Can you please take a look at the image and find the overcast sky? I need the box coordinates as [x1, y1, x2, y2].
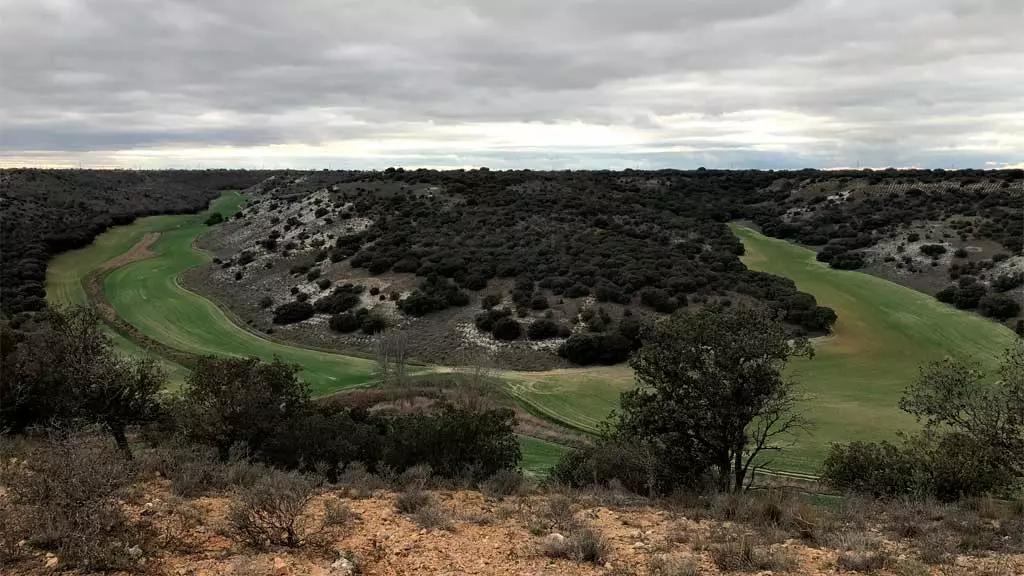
[1, 0, 1022, 170]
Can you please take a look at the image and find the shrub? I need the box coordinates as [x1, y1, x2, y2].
[290, 262, 312, 275]
[395, 490, 433, 514]
[475, 307, 511, 332]
[296, 291, 310, 302]
[648, 554, 700, 576]
[992, 272, 1024, 293]
[4, 434, 140, 571]
[205, 212, 224, 225]
[176, 357, 308, 460]
[710, 537, 797, 572]
[313, 291, 360, 315]
[337, 462, 386, 499]
[360, 312, 388, 334]
[557, 332, 632, 365]
[564, 283, 591, 298]
[953, 247, 969, 258]
[379, 404, 521, 481]
[492, 317, 522, 340]
[316, 277, 332, 290]
[530, 295, 549, 310]
[412, 505, 454, 531]
[920, 244, 947, 258]
[936, 285, 959, 304]
[258, 295, 273, 309]
[236, 250, 256, 266]
[481, 294, 502, 309]
[977, 293, 1021, 320]
[821, 441, 926, 497]
[481, 469, 522, 499]
[640, 288, 680, 313]
[527, 318, 560, 340]
[837, 550, 893, 572]
[954, 282, 987, 309]
[306, 268, 322, 281]
[273, 301, 314, 324]
[229, 470, 321, 548]
[329, 312, 362, 333]
[542, 527, 611, 565]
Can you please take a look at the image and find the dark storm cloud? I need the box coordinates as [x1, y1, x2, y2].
[0, 0, 1021, 168]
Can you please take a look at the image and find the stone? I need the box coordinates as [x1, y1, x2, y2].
[330, 557, 356, 575]
[44, 553, 58, 568]
[127, 545, 143, 558]
[545, 533, 566, 546]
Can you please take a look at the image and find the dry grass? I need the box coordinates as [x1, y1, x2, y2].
[648, 553, 700, 576]
[541, 526, 611, 565]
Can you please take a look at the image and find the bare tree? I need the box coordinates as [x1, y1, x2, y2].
[375, 330, 409, 389]
[449, 348, 498, 411]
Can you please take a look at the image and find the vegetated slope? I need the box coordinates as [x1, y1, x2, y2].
[733, 224, 1017, 472]
[45, 192, 377, 394]
[193, 169, 839, 368]
[0, 168, 275, 315]
[743, 169, 1024, 331]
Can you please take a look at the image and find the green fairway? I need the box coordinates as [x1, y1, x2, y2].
[731, 224, 1017, 472]
[47, 193, 376, 394]
[519, 435, 571, 476]
[501, 366, 632, 433]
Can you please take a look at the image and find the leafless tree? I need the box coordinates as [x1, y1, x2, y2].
[375, 329, 409, 389]
[453, 348, 497, 411]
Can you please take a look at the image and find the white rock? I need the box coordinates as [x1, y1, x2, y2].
[545, 533, 567, 545]
[331, 557, 356, 575]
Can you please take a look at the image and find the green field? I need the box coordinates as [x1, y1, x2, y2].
[732, 224, 1017, 471]
[47, 193, 377, 393]
[43, 195, 1017, 475]
[518, 435, 571, 476]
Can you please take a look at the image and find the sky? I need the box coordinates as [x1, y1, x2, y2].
[1, 0, 1022, 170]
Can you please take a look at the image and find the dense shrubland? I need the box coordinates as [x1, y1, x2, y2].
[0, 169, 273, 316]
[248, 169, 840, 341]
[751, 169, 1023, 266]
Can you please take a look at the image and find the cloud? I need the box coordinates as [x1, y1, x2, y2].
[1, 0, 1022, 169]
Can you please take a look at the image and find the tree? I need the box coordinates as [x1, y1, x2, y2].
[0, 307, 166, 456]
[977, 293, 1021, 320]
[622, 306, 811, 492]
[177, 357, 308, 459]
[375, 330, 409, 388]
[492, 317, 522, 341]
[899, 344, 1024, 479]
[79, 357, 165, 456]
[273, 301, 314, 324]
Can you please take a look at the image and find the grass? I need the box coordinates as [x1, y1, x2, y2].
[518, 435, 571, 476]
[46, 193, 376, 394]
[731, 224, 1017, 471]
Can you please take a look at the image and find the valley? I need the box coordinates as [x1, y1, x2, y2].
[41, 180, 1020, 474]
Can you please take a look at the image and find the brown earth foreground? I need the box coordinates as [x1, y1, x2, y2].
[7, 479, 1023, 576]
